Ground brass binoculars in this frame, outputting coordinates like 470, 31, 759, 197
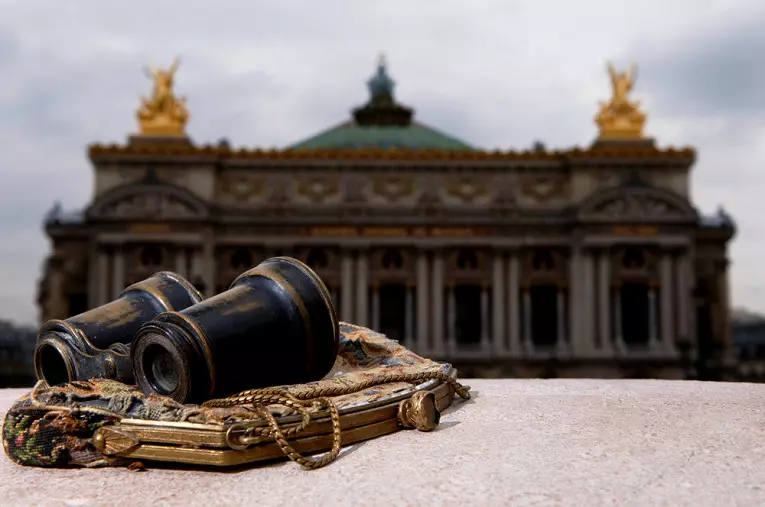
34, 257, 339, 404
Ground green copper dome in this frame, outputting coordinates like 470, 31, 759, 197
289, 56, 474, 151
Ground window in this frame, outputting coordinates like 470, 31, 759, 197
381, 249, 404, 270
306, 249, 329, 269
456, 250, 479, 271
531, 250, 555, 272
231, 249, 253, 270
622, 248, 646, 269
139, 246, 163, 267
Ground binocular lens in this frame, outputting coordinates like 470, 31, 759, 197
133, 256, 340, 404
34, 271, 203, 386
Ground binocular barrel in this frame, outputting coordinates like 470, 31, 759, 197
132, 257, 339, 404
34, 271, 203, 386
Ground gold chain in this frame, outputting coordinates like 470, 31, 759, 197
204, 371, 471, 469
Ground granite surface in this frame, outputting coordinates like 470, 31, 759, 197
0, 379, 763, 507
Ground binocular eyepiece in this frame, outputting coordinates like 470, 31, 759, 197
34, 271, 203, 386
33, 257, 340, 405
132, 257, 339, 404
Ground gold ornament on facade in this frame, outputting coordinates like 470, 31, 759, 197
520, 176, 567, 202
137, 58, 189, 137
445, 178, 488, 203
296, 177, 340, 203
220, 176, 267, 202
371, 175, 415, 201
595, 63, 646, 140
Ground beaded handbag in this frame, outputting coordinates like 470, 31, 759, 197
2, 322, 470, 470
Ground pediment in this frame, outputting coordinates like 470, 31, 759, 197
578, 186, 697, 224
87, 184, 209, 221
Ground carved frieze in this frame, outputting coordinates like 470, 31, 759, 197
443, 177, 489, 204
595, 194, 686, 219
520, 175, 569, 202
219, 175, 267, 205
99, 193, 200, 220
371, 175, 415, 202
295, 177, 340, 204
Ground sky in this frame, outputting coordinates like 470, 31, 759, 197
1, 0, 764, 326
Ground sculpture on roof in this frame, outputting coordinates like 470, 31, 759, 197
595, 61, 646, 140
136, 57, 189, 136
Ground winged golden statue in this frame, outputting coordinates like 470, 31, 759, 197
595, 61, 646, 140
137, 57, 189, 136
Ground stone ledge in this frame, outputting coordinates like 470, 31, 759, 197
0, 379, 763, 506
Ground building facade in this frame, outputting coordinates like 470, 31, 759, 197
38, 58, 737, 380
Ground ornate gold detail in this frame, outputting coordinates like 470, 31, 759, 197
137, 58, 189, 137
296, 177, 339, 203
521, 176, 567, 201
595, 63, 646, 140
398, 390, 440, 432
93, 427, 141, 456
220, 176, 267, 202
371, 175, 415, 201
445, 177, 488, 203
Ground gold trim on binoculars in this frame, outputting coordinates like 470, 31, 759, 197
34, 271, 203, 386
132, 257, 340, 404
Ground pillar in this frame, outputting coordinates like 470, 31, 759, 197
613, 284, 626, 354
371, 284, 380, 331
112, 247, 125, 299
405, 284, 414, 345
522, 287, 533, 355
480, 284, 490, 353
581, 251, 596, 353
491, 252, 505, 355
355, 252, 369, 327
556, 286, 568, 356
97, 249, 110, 307
568, 247, 582, 354
341, 251, 354, 322
202, 240, 215, 298
598, 251, 613, 354
174, 247, 187, 278
507, 253, 521, 356
660, 253, 674, 351
447, 284, 457, 354
648, 285, 659, 351
416, 252, 429, 353
431, 253, 445, 356
676, 252, 691, 342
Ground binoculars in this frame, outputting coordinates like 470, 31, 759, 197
34, 257, 339, 404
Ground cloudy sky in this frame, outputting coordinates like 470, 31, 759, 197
1, 0, 764, 326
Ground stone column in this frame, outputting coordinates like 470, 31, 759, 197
676, 252, 691, 342
174, 247, 187, 278
341, 251, 354, 322
405, 285, 414, 345
431, 253, 445, 356
355, 252, 369, 327
416, 252, 429, 353
48, 261, 65, 318
581, 251, 596, 353
648, 286, 659, 351
556, 286, 568, 356
507, 253, 521, 356
568, 248, 581, 354
660, 253, 674, 351
112, 247, 125, 299
202, 239, 215, 298
598, 251, 613, 354
97, 249, 110, 307
491, 252, 505, 355
447, 284, 457, 355
613, 284, 626, 354
371, 284, 380, 331
522, 287, 533, 355
480, 284, 490, 353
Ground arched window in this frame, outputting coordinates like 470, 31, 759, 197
381, 249, 404, 270
139, 246, 163, 267
456, 250, 479, 271
531, 250, 555, 272
306, 249, 329, 269
231, 249, 253, 270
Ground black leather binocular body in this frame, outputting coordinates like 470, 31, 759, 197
132, 257, 340, 404
34, 272, 203, 386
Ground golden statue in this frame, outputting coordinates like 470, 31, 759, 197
136, 57, 189, 136
595, 62, 646, 140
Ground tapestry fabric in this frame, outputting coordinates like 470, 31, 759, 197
2, 322, 450, 468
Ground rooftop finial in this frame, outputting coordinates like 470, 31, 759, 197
594, 61, 647, 140
367, 54, 395, 101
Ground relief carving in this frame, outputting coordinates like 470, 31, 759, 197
371, 175, 415, 202
595, 194, 685, 219
100, 193, 199, 219
219, 175, 267, 204
296, 177, 340, 203
520, 176, 568, 202
444, 177, 488, 203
